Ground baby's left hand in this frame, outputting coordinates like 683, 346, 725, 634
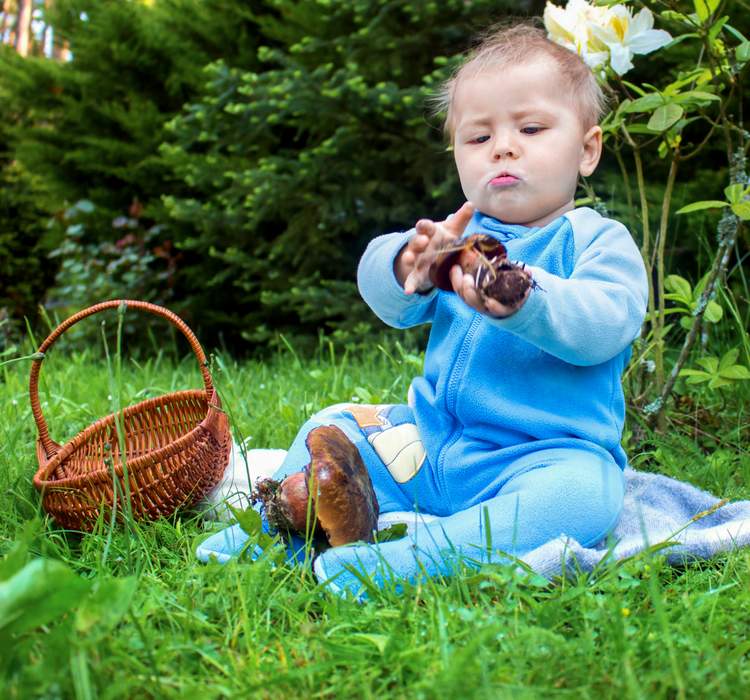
449, 264, 532, 318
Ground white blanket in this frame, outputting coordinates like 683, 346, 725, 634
202, 444, 750, 577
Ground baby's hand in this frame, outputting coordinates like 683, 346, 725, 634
396, 202, 475, 294
449, 264, 532, 319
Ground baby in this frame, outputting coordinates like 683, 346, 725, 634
231, 22, 648, 597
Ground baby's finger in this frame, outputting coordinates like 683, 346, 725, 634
404, 269, 431, 295
444, 202, 475, 236
415, 219, 436, 238
449, 265, 482, 312
483, 297, 516, 318
408, 232, 430, 253
483, 288, 529, 319
448, 264, 464, 293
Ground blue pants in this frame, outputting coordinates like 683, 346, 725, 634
275, 403, 624, 596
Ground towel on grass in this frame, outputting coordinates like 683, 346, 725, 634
198, 444, 750, 577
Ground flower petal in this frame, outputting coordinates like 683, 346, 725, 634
544, 3, 576, 42
581, 49, 610, 69
629, 7, 655, 35
629, 28, 672, 55
608, 43, 634, 75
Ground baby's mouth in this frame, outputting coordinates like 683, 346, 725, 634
489, 173, 520, 187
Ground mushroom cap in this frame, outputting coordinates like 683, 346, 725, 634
429, 234, 508, 292
305, 425, 379, 546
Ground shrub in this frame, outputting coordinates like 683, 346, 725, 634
158, 0, 529, 349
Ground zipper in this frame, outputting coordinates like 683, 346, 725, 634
446, 313, 480, 414
436, 312, 481, 508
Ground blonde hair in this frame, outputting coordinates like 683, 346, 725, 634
435, 21, 607, 138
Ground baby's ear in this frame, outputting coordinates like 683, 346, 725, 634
579, 125, 603, 177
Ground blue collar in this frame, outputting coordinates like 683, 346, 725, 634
469, 211, 565, 240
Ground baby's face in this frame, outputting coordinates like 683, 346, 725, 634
451, 58, 601, 228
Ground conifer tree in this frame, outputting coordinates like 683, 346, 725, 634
161, 0, 527, 347
0, 0, 263, 218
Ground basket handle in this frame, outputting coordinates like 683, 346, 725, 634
29, 300, 215, 460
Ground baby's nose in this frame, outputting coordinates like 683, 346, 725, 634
492, 137, 519, 159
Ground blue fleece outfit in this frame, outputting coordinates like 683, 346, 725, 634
199, 207, 648, 598
282, 207, 647, 597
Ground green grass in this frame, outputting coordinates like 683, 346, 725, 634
1, 332, 750, 699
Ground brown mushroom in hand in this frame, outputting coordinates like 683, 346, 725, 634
428, 233, 538, 307
253, 425, 379, 547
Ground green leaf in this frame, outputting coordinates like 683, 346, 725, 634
730, 200, 750, 221
660, 11, 689, 23
74, 199, 96, 214
708, 376, 732, 390
648, 104, 684, 132
704, 300, 723, 323
351, 633, 389, 653
719, 365, 750, 380
375, 523, 408, 542
664, 275, 693, 302
228, 504, 263, 538
354, 386, 373, 403
697, 356, 719, 373
737, 42, 750, 62
693, 0, 720, 21
662, 297, 691, 310
673, 90, 721, 104
620, 80, 647, 96
75, 577, 137, 634
0, 559, 91, 637
725, 23, 748, 43
625, 123, 663, 135
675, 200, 728, 214
719, 348, 740, 371
708, 16, 729, 44
724, 184, 746, 204
0, 543, 27, 584
622, 94, 663, 113
680, 370, 711, 383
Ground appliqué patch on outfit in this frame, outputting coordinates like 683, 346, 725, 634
342, 404, 426, 483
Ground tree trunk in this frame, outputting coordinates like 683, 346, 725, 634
43, 0, 69, 61
0, 0, 13, 45
15, 0, 31, 56
42, 0, 51, 56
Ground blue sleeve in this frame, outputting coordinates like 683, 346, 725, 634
490, 216, 648, 366
357, 230, 438, 329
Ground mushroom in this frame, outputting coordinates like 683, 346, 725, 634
428, 233, 536, 306
253, 425, 379, 547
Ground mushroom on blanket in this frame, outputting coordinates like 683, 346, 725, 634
253, 425, 380, 546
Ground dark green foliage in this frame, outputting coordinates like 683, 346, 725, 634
159, 0, 530, 348
0, 0, 264, 215
1, 0, 746, 354
43, 199, 181, 343
0, 161, 57, 344
0, 53, 59, 341
0, 0, 266, 346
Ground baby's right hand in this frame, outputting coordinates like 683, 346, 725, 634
396, 202, 475, 295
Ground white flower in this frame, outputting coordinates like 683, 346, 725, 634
544, 0, 672, 76
544, 0, 611, 70
590, 5, 673, 75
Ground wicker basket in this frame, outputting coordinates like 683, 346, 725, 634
30, 300, 231, 531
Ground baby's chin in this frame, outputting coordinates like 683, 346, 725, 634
482, 202, 575, 229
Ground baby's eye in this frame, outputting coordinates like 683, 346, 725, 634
471, 135, 490, 144
521, 126, 543, 135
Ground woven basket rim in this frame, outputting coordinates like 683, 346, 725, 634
33, 388, 220, 491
